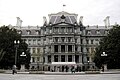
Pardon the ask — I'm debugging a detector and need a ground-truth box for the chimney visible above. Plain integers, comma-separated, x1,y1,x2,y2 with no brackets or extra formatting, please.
16,17,23,27
79,16,83,25
104,16,110,28
106,16,110,27
43,16,47,26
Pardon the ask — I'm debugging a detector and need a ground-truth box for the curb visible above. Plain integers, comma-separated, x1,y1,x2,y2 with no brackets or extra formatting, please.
1,71,120,75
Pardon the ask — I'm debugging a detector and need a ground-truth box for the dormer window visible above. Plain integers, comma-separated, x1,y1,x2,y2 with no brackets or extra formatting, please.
87,30,91,35
18,30,22,34
36,30,40,35
27,30,31,35
49,22,52,26
96,30,100,35
105,30,109,34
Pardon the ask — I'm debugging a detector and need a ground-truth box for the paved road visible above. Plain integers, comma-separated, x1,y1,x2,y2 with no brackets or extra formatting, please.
0,74,120,80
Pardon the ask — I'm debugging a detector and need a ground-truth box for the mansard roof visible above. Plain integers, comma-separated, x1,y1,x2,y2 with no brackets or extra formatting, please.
48,11,78,25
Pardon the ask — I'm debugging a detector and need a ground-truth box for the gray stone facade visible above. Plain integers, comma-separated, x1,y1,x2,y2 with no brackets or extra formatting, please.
13,11,112,71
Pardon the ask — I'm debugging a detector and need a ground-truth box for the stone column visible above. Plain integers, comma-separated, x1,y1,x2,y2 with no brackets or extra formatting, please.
51,55,54,62
52,45,54,53
79,55,82,63
58,55,61,62
45,55,48,64
65,55,68,62
72,55,75,62
83,47,87,63
72,45,74,52
59,45,61,53
66,45,68,52
36,47,37,54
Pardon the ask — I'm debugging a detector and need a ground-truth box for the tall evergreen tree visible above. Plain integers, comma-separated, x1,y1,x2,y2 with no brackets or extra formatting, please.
0,26,30,69
94,25,120,69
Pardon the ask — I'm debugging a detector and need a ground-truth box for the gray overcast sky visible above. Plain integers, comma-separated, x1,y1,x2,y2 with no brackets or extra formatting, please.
0,0,120,26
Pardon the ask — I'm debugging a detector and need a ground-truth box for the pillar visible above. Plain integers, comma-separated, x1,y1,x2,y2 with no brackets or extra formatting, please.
51,55,54,62
72,55,75,62
79,55,82,63
58,55,61,62
66,45,68,52
45,55,48,64
65,55,68,62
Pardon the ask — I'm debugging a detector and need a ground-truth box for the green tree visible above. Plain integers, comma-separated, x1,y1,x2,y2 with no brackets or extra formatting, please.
0,49,5,61
0,26,30,69
94,25,120,69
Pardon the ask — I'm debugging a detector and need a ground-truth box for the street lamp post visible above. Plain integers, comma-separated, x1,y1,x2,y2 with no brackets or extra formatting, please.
87,61,90,71
43,47,45,71
14,40,20,67
20,52,26,71
101,52,107,71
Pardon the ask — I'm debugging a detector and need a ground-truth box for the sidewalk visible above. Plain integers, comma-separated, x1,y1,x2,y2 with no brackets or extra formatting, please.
100,70,120,74
44,72,85,75
1,70,120,75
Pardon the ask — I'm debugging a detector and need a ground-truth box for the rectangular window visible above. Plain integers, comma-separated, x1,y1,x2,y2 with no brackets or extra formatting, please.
91,47,95,53
54,55,58,62
32,57,35,62
68,45,72,52
54,27,58,32
48,55,51,63
68,27,73,32
37,39,41,45
86,47,89,53
61,37,65,42
68,37,71,42
37,48,40,53
75,46,78,52
75,55,79,63
55,37,58,42
61,55,65,62
61,27,65,33
91,39,94,44
68,55,72,62
33,48,36,53
61,45,65,52
81,47,83,52
28,39,31,45
37,57,39,62
81,39,83,44
54,45,58,52
33,39,36,45
86,39,89,44
75,39,77,43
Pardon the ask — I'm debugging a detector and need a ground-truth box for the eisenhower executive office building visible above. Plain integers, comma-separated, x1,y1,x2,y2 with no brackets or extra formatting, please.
13,11,112,72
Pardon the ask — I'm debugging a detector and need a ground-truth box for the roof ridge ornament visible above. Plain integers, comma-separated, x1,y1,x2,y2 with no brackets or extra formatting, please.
61,15,66,23
61,15,66,19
